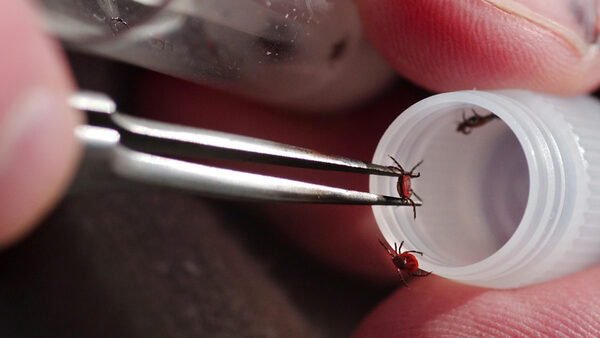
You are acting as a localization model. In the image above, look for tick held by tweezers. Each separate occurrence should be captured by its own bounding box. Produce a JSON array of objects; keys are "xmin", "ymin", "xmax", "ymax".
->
[
  {"xmin": 70, "ymin": 91, "xmax": 426, "ymax": 207},
  {"xmin": 387, "ymin": 156, "xmax": 422, "ymax": 219}
]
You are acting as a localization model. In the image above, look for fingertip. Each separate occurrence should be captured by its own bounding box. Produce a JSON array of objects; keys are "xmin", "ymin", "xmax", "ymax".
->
[
  {"xmin": 357, "ymin": 0, "xmax": 600, "ymax": 94},
  {"xmin": 0, "ymin": 1, "xmax": 81, "ymax": 247}
]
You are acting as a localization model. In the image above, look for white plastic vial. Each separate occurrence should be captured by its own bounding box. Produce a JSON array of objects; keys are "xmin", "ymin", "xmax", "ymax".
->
[{"xmin": 370, "ymin": 90, "xmax": 600, "ymax": 289}]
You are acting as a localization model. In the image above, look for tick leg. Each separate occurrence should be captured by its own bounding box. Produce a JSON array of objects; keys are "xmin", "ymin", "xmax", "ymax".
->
[
  {"xmin": 484, "ymin": 113, "xmax": 499, "ymax": 122},
  {"xmin": 397, "ymin": 270, "xmax": 409, "ymax": 287},
  {"xmin": 397, "ymin": 241, "xmax": 404, "ymax": 253},
  {"xmin": 406, "ymin": 250, "xmax": 423, "ymax": 256},
  {"xmin": 408, "ymin": 198, "xmax": 416, "ymax": 219},
  {"xmin": 378, "ymin": 238, "xmax": 395, "ymax": 257},
  {"xmin": 470, "ymin": 108, "xmax": 481, "ymax": 118},
  {"xmin": 409, "ymin": 160, "xmax": 423, "ymax": 176},
  {"xmin": 387, "ymin": 166, "xmax": 402, "ymax": 175},
  {"xmin": 457, "ymin": 110, "xmax": 475, "ymax": 134},
  {"xmin": 411, "ymin": 190, "xmax": 422, "ymax": 202},
  {"xmin": 456, "ymin": 123, "xmax": 465, "ymax": 133},
  {"xmin": 388, "ymin": 155, "xmax": 405, "ymax": 172}
]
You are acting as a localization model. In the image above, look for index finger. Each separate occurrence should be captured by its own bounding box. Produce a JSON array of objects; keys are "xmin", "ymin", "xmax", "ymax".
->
[{"xmin": 357, "ymin": 0, "xmax": 600, "ymax": 94}]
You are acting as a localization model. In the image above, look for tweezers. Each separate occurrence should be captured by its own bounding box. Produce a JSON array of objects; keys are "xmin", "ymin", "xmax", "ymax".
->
[{"xmin": 70, "ymin": 91, "xmax": 422, "ymax": 207}]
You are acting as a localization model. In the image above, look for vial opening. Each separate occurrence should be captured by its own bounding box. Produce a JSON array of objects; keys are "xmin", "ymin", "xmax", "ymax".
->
[{"xmin": 374, "ymin": 104, "xmax": 529, "ymax": 267}]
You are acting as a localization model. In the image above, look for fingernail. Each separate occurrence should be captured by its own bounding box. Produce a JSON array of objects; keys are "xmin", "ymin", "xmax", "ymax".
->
[{"xmin": 483, "ymin": 0, "xmax": 598, "ymax": 55}]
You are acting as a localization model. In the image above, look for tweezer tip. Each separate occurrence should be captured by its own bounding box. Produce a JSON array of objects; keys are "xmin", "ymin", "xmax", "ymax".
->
[
  {"xmin": 365, "ymin": 163, "xmax": 402, "ymax": 177},
  {"xmin": 376, "ymin": 195, "xmax": 423, "ymax": 206},
  {"xmin": 70, "ymin": 91, "xmax": 116, "ymax": 115}
]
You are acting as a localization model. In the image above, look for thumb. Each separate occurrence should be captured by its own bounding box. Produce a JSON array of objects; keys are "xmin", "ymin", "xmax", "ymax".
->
[
  {"xmin": 0, "ymin": 1, "xmax": 80, "ymax": 247},
  {"xmin": 353, "ymin": 266, "xmax": 600, "ymax": 336},
  {"xmin": 357, "ymin": 0, "xmax": 600, "ymax": 94}
]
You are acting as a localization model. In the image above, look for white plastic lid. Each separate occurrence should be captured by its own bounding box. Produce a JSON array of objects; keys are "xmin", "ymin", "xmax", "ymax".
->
[{"xmin": 371, "ymin": 90, "xmax": 600, "ymax": 288}]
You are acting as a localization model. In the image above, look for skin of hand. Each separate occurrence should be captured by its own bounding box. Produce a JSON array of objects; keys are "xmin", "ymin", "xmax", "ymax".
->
[
  {"xmin": 0, "ymin": 0, "xmax": 80, "ymax": 248},
  {"xmin": 357, "ymin": 0, "xmax": 600, "ymax": 95},
  {"xmin": 5, "ymin": 0, "xmax": 600, "ymax": 335}
]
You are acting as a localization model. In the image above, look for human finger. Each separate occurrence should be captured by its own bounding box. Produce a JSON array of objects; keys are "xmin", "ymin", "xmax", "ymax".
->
[
  {"xmin": 0, "ymin": 1, "xmax": 81, "ymax": 247},
  {"xmin": 352, "ymin": 265, "xmax": 600, "ymax": 336},
  {"xmin": 357, "ymin": 0, "xmax": 600, "ymax": 94}
]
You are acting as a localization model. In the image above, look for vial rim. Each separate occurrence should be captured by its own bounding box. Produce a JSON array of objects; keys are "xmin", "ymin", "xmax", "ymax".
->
[{"xmin": 371, "ymin": 90, "xmax": 567, "ymax": 285}]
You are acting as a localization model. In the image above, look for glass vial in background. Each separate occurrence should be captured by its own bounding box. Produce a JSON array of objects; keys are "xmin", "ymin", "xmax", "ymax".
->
[
  {"xmin": 371, "ymin": 90, "xmax": 600, "ymax": 288},
  {"xmin": 38, "ymin": 0, "xmax": 395, "ymax": 111}
]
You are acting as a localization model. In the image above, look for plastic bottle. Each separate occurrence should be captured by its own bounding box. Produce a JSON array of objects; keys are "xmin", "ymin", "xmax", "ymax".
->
[
  {"xmin": 371, "ymin": 90, "xmax": 600, "ymax": 288},
  {"xmin": 38, "ymin": 0, "xmax": 394, "ymax": 111}
]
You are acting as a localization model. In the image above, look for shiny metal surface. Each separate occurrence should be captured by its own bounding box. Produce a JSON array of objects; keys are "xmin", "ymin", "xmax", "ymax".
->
[{"xmin": 71, "ymin": 91, "xmax": 421, "ymax": 206}]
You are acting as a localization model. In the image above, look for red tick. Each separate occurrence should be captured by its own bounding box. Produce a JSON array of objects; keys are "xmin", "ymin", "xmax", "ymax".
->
[
  {"xmin": 388, "ymin": 156, "xmax": 422, "ymax": 219},
  {"xmin": 456, "ymin": 109, "xmax": 498, "ymax": 134},
  {"xmin": 378, "ymin": 238, "xmax": 432, "ymax": 287}
]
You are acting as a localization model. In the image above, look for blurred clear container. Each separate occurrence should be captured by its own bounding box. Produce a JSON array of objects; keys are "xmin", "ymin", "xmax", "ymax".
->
[{"xmin": 38, "ymin": 0, "xmax": 395, "ymax": 110}]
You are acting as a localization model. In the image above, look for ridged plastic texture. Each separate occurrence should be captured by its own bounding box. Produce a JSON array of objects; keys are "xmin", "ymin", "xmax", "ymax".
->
[
  {"xmin": 370, "ymin": 90, "xmax": 600, "ymax": 288},
  {"xmin": 547, "ymin": 95, "xmax": 600, "ymax": 275}
]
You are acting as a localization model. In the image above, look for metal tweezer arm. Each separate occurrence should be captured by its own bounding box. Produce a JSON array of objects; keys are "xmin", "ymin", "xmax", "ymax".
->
[{"xmin": 71, "ymin": 91, "xmax": 421, "ymax": 206}]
